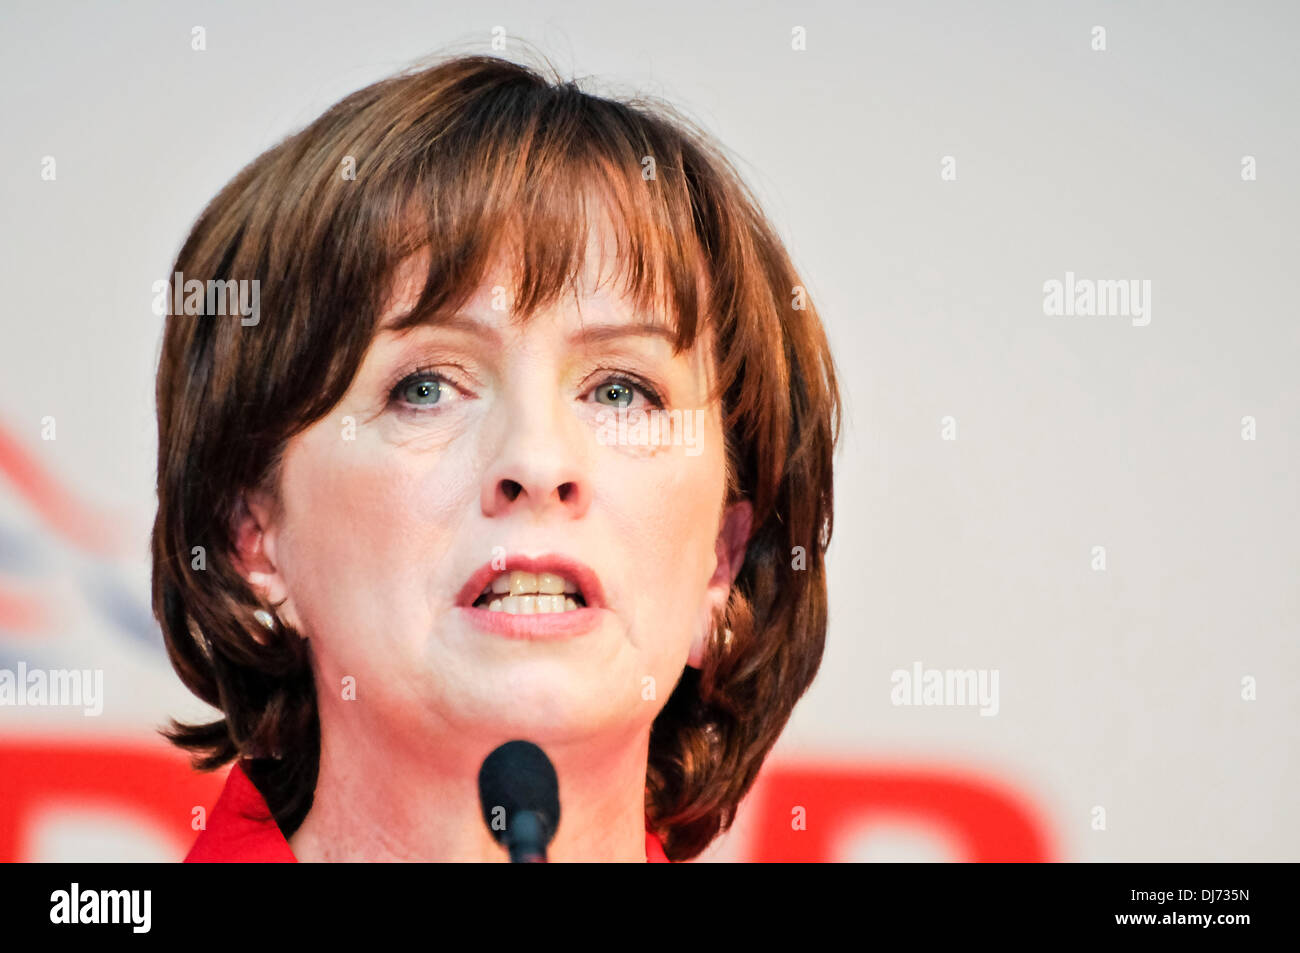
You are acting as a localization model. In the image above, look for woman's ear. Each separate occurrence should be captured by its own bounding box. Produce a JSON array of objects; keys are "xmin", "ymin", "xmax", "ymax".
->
[
  {"xmin": 687, "ymin": 500, "xmax": 753, "ymax": 668},
  {"xmin": 231, "ymin": 489, "xmax": 298, "ymax": 639}
]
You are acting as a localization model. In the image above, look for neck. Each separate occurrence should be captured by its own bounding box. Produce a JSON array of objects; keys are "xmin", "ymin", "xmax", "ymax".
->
[{"xmin": 289, "ymin": 710, "xmax": 653, "ymax": 862}]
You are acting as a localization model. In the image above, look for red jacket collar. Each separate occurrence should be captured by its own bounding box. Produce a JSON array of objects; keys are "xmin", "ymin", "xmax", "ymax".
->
[{"xmin": 186, "ymin": 760, "xmax": 670, "ymax": 862}]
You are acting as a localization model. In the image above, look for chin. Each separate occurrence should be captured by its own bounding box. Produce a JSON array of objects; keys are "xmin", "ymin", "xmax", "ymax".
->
[{"xmin": 449, "ymin": 673, "xmax": 639, "ymax": 743}]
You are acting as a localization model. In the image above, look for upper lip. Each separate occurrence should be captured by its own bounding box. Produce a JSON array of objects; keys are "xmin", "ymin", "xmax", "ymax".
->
[{"xmin": 455, "ymin": 553, "xmax": 607, "ymax": 609}]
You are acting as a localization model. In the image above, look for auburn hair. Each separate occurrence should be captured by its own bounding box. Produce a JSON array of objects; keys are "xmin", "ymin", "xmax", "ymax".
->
[{"xmin": 152, "ymin": 47, "xmax": 840, "ymax": 861}]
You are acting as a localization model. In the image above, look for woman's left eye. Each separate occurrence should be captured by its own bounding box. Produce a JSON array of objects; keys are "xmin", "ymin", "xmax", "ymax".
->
[{"xmin": 589, "ymin": 374, "xmax": 663, "ymax": 409}]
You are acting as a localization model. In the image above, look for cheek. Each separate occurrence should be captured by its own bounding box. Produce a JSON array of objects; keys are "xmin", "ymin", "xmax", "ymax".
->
[
  {"xmin": 275, "ymin": 425, "xmax": 475, "ymax": 645},
  {"xmin": 603, "ymin": 420, "xmax": 726, "ymax": 647}
]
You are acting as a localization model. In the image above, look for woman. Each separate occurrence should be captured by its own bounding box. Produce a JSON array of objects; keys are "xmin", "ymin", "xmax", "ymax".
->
[{"xmin": 152, "ymin": 49, "xmax": 840, "ymax": 862}]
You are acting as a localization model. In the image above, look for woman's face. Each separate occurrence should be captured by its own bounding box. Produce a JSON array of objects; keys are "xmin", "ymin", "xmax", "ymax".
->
[{"xmin": 238, "ymin": 238, "xmax": 750, "ymax": 758}]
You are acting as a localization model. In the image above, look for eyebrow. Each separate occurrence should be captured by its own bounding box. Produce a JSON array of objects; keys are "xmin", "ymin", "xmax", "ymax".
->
[{"xmin": 380, "ymin": 310, "xmax": 678, "ymax": 346}]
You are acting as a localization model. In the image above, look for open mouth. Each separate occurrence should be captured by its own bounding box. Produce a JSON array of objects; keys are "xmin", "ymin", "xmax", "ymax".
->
[{"xmin": 470, "ymin": 570, "xmax": 589, "ymax": 614}]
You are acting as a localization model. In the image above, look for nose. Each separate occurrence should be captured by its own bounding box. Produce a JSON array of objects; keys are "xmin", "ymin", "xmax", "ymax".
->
[{"xmin": 480, "ymin": 388, "xmax": 593, "ymax": 522}]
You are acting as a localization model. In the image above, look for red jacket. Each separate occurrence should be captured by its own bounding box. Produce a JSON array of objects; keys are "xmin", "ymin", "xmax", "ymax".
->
[{"xmin": 186, "ymin": 760, "xmax": 670, "ymax": 862}]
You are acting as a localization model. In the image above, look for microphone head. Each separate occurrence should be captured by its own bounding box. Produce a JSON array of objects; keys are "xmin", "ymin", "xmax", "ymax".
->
[{"xmin": 477, "ymin": 740, "xmax": 561, "ymax": 850}]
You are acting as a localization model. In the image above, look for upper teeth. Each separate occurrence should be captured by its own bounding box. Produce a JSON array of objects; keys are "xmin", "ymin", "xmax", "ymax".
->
[{"xmin": 481, "ymin": 571, "xmax": 579, "ymax": 598}]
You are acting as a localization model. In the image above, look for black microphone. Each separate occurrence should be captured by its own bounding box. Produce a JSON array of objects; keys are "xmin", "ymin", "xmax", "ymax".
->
[{"xmin": 477, "ymin": 740, "xmax": 561, "ymax": 862}]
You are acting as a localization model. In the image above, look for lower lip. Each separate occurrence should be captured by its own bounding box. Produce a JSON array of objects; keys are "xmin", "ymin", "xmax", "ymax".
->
[{"xmin": 457, "ymin": 605, "xmax": 605, "ymax": 640}]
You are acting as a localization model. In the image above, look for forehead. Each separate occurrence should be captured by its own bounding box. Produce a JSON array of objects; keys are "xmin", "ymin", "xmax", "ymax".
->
[
  {"xmin": 377, "ymin": 254, "xmax": 663, "ymax": 332},
  {"xmin": 376, "ymin": 210, "xmax": 701, "ymax": 344}
]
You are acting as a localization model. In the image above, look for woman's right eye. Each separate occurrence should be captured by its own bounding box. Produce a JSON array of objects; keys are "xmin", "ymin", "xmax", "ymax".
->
[{"xmin": 399, "ymin": 376, "xmax": 444, "ymax": 406}]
